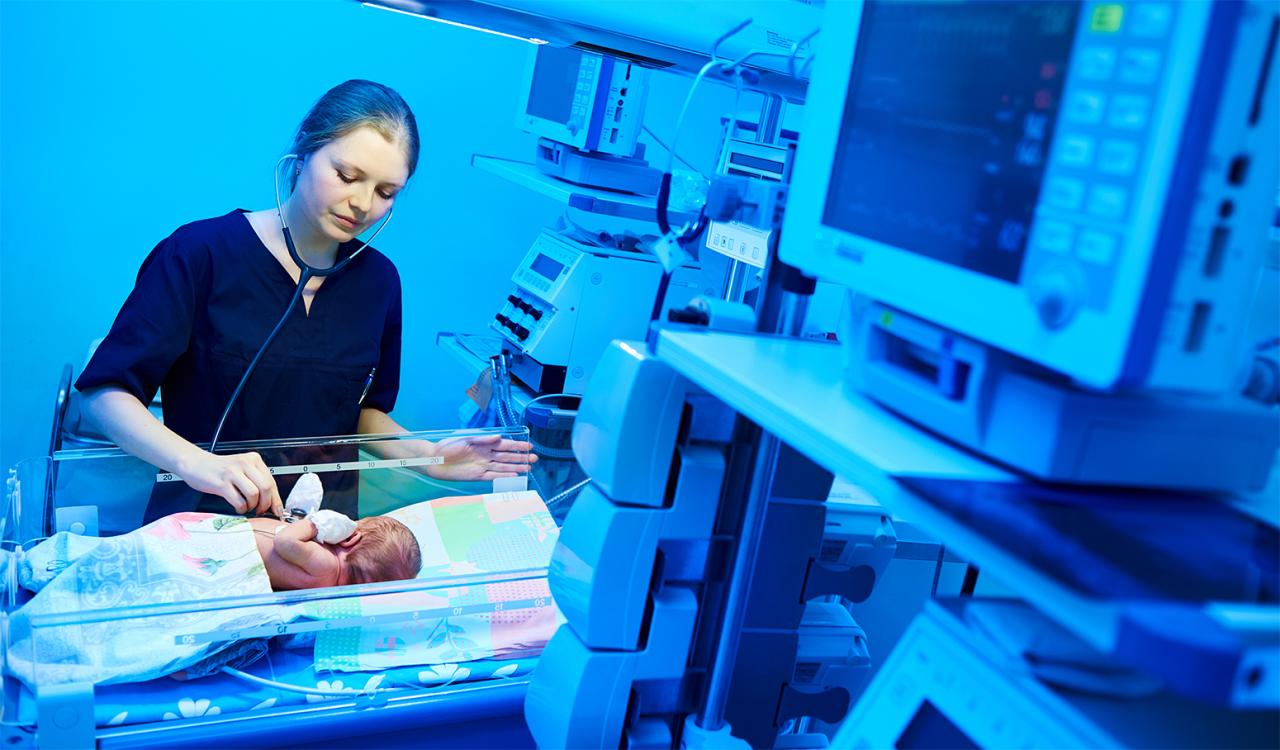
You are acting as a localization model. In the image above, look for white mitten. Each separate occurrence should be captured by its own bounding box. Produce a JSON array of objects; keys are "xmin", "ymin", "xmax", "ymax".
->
[
  {"xmin": 310, "ymin": 509, "xmax": 358, "ymax": 545},
  {"xmin": 284, "ymin": 473, "xmax": 323, "ymax": 518}
]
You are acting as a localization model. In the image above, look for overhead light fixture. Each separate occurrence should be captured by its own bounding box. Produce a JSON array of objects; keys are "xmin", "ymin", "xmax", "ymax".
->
[{"xmin": 361, "ymin": 2, "xmax": 549, "ymax": 44}]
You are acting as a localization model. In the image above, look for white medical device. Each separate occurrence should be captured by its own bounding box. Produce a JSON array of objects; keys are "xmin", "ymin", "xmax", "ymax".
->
[
  {"xmin": 491, "ymin": 231, "xmax": 717, "ymax": 394},
  {"xmin": 519, "ymin": 45, "xmax": 649, "ymax": 159},
  {"xmin": 704, "ymin": 137, "xmax": 795, "ymax": 270},
  {"xmin": 518, "ymin": 44, "xmax": 660, "ymax": 194},
  {"xmin": 793, "ymin": 602, "xmax": 870, "ymax": 692},
  {"xmin": 781, "ymin": 0, "xmax": 1280, "ymax": 491},
  {"xmin": 836, "ymin": 600, "xmax": 1280, "ymax": 748}
]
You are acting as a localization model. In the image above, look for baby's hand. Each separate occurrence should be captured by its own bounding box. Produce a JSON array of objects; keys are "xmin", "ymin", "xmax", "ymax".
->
[
  {"xmin": 284, "ymin": 473, "xmax": 324, "ymax": 518},
  {"xmin": 310, "ymin": 509, "xmax": 357, "ymax": 544}
]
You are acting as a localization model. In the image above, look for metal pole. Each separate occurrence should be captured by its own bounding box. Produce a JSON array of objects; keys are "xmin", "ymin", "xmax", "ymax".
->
[
  {"xmin": 781, "ymin": 293, "xmax": 811, "ymax": 338},
  {"xmin": 723, "ymin": 259, "xmax": 747, "ymax": 303},
  {"xmin": 757, "ymin": 93, "xmax": 784, "ymax": 145},
  {"xmin": 696, "ymin": 431, "xmax": 780, "ymax": 731}
]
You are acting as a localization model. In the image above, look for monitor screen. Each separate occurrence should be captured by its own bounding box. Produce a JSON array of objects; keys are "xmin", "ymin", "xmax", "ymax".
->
[
  {"xmin": 895, "ymin": 701, "xmax": 980, "ymax": 750},
  {"xmin": 530, "ymin": 253, "xmax": 566, "ymax": 281},
  {"xmin": 822, "ymin": 1, "xmax": 1081, "ymax": 283},
  {"xmin": 526, "ymin": 46, "xmax": 584, "ymax": 126}
]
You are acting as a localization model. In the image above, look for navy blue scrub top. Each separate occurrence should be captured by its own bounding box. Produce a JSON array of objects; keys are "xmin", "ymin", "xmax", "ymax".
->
[{"xmin": 76, "ymin": 210, "xmax": 402, "ymax": 521}]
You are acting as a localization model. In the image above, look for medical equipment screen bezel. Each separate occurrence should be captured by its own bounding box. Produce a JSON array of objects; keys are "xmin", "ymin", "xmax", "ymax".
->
[
  {"xmin": 518, "ymin": 45, "xmax": 604, "ymax": 153},
  {"xmin": 780, "ymin": 0, "xmax": 1222, "ymax": 389}
]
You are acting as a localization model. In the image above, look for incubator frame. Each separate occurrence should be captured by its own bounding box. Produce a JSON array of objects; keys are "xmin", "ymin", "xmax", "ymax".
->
[{"xmin": 1, "ymin": 426, "xmax": 555, "ymax": 749}]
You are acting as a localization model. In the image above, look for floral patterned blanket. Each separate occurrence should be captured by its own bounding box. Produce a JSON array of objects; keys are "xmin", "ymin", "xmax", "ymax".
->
[{"xmin": 4, "ymin": 513, "xmax": 279, "ymax": 689}]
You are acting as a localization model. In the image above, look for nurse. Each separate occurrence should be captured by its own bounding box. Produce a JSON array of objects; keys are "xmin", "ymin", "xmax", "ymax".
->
[{"xmin": 76, "ymin": 79, "xmax": 535, "ymax": 523}]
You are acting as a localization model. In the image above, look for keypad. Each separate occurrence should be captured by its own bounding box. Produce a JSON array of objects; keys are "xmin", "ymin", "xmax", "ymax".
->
[
  {"xmin": 1108, "ymin": 94, "xmax": 1150, "ymax": 129},
  {"xmin": 1057, "ymin": 135, "xmax": 1096, "ymax": 167},
  {"xmin": 1066, "ymin": 91, "xmax": 1107, "ymax": 124},
  {"xmin": 1030, "ymin": 0, "xmax": 1172, "ymax": 288},
  {"xmin": 1097, "ymin": 140, "xmax": 1140, "ymax": 175},
  {"xmin": 1078, "ymin": 231, "xmax": 1119, "ymax": 265},
  {"xmin": 1130, "ymin": 3, "xmax": 1172, "ymax": 38},
  {"xmin": 1077, "ymin": 48, "xmax": 1117, "ymax": 80},
  {"xmin": 1045, "ymin": 177, "xmax": 1086, "ymax": 211},
  {"xmin": 1119, "ymin": 49, "xmax": 1161, "ymax": 84},
  {"xmin": 1087, "ymin": 185, "xmax": 1129, "ymax": 220},
  {"xmin": 1034, "ymin": 220, "xmax": 1075, "ymax": 254}
]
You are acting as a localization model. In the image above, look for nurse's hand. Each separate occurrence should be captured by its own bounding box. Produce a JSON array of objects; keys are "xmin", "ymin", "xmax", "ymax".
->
[
  {"xmin": 176, "ymin": 450, "xmax": 284, "ymax": 517},
  {"xmin": 428, "ymin": 435, "xmax": 539, "ymax": 481}
]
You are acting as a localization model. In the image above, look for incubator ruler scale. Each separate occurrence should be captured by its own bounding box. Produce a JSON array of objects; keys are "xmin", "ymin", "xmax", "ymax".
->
[{"xmin": 155, "ymin": 455, "xmax": 445, "ymax": 483}]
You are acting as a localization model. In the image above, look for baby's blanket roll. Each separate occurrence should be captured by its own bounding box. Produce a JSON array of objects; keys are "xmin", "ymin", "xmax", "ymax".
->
[{"xmin": 5, "ymin": 513, "xmax": 282, "ymax": 690}]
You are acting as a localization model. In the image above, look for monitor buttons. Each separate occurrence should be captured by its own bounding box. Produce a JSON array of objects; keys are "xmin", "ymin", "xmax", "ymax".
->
[
  {"xmin": 1130, "ymin": 3, "xmax": 1173, "ymax": 38},
  {"xmin": 1097, "ymin": 140, "xmax": 1140, "ymax": 175},
  {"xmin": 1108, "ymin": 94, "xmax": 1150, "ymax": 129},
  {"xmin": 1089, "ymin": 4, "xmax": 1125, "ymax": 34},
  {"xmin": 1044, "ymin": 177, "xmax": 1086, "ymax": 211},
  {"xmin": 1119, "ymin": 49, "xmax": 1162, "ymax": 85},
  {"xmin": 1066, "ymin": 90, "xmax": 1106, "ymax": 124},
  {"xmin": 1077, "ymin": 231, "xmax": 1119, "ymax": 266},
  {"xmin": 1057, "ymin": 135, "xmax": 1096, "ymax": 167},
  {"xmin": 1077, "ymin": 47, "xmax": 1117, "ymax": 80},
  {"xmin": 1033, "ymin": 220, "xmax": 1075, "ymax": 254},
  {"xmin": 1087, "ymin": 185, "xmax": 1128, "ymax": 220}
]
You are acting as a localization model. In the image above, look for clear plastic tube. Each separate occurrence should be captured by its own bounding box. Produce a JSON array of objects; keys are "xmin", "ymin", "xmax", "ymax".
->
[
  {"xmin": 489, "ymin": 356, "xmax": 548, "ymax": 499},
  {"xmin": 545, "ymin": 477, "xmax": 592, "ymax": 508},
  {"xmin": 222, "ymin": 666, "xmax": 413, "ymax": 697}
]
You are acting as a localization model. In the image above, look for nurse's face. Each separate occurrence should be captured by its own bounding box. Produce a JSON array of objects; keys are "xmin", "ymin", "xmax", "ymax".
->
[{"xmin": 295, "ymin": 125, "xmax": 410, "ymax": 242}]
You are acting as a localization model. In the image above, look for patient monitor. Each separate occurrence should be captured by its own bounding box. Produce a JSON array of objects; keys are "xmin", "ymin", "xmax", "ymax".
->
[
  {"xmin": 519, "ymin": 45, "xmax": 649, "ymax": 160},
  {"xmin": 518, "ymin": 44, "xmax": 660, "ymax": 195},
  {"xmin": 782, "ymin": 0, "xmax": 1280, "ymax": 491}
]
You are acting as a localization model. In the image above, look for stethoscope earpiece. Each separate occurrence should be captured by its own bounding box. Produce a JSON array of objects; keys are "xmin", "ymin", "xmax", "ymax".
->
[{"xmin": 272, "ymin": 153, "xmax": 394, "ymax": 279}]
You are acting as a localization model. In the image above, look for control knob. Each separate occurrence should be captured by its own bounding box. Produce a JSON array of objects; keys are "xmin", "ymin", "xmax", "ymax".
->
[{"xmin": 1027, "ymin": 263, "xmax": 1085, "ymax": 330}]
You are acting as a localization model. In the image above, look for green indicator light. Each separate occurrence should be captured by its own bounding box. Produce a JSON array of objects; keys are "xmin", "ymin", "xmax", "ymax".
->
[{"xmin": 1091, "ymin": 4, "xmax": 1124, "ymax": 33}]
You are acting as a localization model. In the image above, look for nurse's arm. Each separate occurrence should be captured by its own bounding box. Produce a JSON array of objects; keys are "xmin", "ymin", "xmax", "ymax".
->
[
  {"xmin": 357, "ymin": 407, "xmax": 536, "ymax": 480},
  {"xmin": 81, "ymin": 386, "xmax": 283, "ymax": 517},
  {"xmin": 357, "ymin": 407, "xmax": 434, "ymax": 459}
]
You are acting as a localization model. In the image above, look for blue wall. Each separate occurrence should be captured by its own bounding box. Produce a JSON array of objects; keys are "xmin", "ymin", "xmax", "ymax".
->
[{"xmin": 0, "ymin": 0, "xmax": 742, "ymax": 470}]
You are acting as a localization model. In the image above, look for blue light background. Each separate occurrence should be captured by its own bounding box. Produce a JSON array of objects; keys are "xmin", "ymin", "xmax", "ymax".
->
[{"xmin": 0, "ymin": 0, "xmax": 741, "ymax": 470}]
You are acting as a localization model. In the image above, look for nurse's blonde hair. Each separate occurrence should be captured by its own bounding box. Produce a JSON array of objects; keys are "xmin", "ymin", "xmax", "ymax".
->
[{"xmin": 287, "ymin": 79, "xmax": 420, "ymax": 191}]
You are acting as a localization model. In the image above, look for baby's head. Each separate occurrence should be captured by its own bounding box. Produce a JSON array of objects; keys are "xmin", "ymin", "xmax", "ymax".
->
[{"xmin": 339, "ymin": 516, "xmax": 421, "ymax": 584}]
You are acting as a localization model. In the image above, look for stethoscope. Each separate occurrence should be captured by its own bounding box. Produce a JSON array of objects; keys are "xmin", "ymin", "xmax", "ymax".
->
[{"xmin": 208, "ymin": 154, "xmax": 394, "ymax": 452}]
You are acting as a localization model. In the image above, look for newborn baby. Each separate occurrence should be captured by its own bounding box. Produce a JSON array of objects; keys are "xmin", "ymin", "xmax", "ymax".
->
[
  {"xmin": 247, "ymin": 513, "xmax": 421, "ymax": 590},
  {"xmin": 1, "ymin": 501, "xmax": 421, "ymax": 689},
  {"xmin": 2, "ymin": 474, "xmax": 421, "ymax": 597},
  {"xmin": 245, "ymin": 471, "xmax": 420, "ymax": 589}
]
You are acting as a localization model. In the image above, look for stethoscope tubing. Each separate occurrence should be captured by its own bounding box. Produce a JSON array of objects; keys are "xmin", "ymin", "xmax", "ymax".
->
[
  {"xmin": 273, "ymin": 153, "xmax": 393, "ymax": 277},
  {"xmin": 207, "ymin": 155, "xmax": 394, "ymax": 453}
]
